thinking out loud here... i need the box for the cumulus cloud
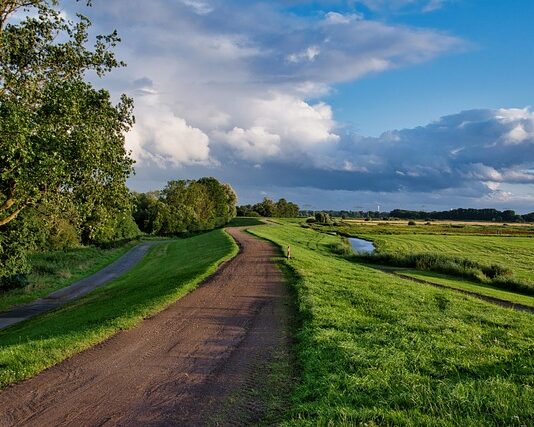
[76,0,462,170]
[126,90,211,167]
[68,1,534,210]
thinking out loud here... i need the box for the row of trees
[237,198,299,218]
[388,208,533,223]
[133,178,237,235]
[300,208,534,223]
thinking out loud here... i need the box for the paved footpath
[0,242,160,330]
[0,228,291,426]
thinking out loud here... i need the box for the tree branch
[0,204,24,226]
[0,197,15,212]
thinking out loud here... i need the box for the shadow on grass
[227,217,265,227]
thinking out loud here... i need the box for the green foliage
[132,177,237,235]
[0,216,36,287]
[314,211,331,224]
[237,197,300,218]
[0,0,135,278]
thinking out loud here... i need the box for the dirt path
[0,228,292,426]
[0,242,162,330]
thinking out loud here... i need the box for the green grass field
[250,221,534,426]
[0,243,138,312]
[0,229,237,389]
[368,234,533,283]
[399,270,534,308]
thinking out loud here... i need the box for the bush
[408,220,416,226]
[315,212,331,224]
[306,217,317,224]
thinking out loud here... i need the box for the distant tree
[315,211,331,224]
[133,178,236,235]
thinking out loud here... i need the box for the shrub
[408,220,416,226]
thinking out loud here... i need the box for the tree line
[300,208,534,223]
[133,178,237,235]
[388,208,533,223]
[237,198,299,218]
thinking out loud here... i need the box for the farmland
[250,220,534,425]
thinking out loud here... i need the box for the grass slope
[0,229,237,389]
[400,270,534,308]
[251,222,534,426]
[0,243,137,312]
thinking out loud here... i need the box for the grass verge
[399,270,534,309]
[0,229,238,389]
[250,221,534,426]
[0,242,138,312]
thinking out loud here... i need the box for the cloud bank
[74,0,533,211]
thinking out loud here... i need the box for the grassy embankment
[400,270,534,309]
[0,229,237,388]
[0,243,139,312]
[250,221,534,425]
[321,221,534,296]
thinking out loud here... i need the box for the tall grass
[352,251,534,296]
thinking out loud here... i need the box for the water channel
[348,237,375,254]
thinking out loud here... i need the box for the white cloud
[180,0,213,15]
[422,0,445,13]
[214,93,339,164]
[324,12,363,25]
[287,46,320,63]
[216,127,281,162]
[127,94,211,167]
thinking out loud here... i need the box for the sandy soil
[0,228,291,426]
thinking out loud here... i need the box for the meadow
[363,234,533,283]
[250,220,534,425]
[321,220,533,297]
[0,229,237,388]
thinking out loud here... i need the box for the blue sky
[68,0,534,212]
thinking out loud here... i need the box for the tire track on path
[0,228,292,426]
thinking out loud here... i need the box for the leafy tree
[0,0,134,227]
[0,0,134,281]
[315,211,331,224]
[133,178,237,235]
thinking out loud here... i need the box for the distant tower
[377,204,380,213]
